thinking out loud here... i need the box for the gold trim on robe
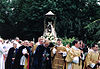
[65,46,82,69]
[84,51,100,69]
[51,45,67,69]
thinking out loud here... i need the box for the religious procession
[0,35,99,69]
[1,1,100,69]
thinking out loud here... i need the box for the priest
[84,44,100,69]
[31,40,51,69]
[5,41,18,69]
[51,38,67,69]
[65,40,83,69]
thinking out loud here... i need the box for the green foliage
[61,37,75,46]
[0,19,5,23]
[85,19,100,42]
[86,40,96,48]
[0,0,100,42]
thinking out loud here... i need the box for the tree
[0,0,100,42]
[85,19,100,42]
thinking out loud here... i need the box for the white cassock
[0,43,5,69]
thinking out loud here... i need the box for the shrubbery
[61,37,75,46]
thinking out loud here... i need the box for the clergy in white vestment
[0,38,6,69]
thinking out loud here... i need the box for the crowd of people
[0,37,99,69]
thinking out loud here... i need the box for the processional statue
[43,11,57,41]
